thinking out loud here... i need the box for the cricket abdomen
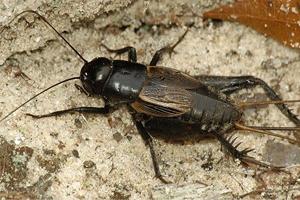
[144,93,242,143]
[183,92,242,132]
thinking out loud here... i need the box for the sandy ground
[0,0,299,199]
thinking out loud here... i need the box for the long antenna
[0,77,80,123]
[1,10,88,63]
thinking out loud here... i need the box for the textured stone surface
[263,140,300,166]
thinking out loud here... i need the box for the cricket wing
[131,82,193,117]
[146,66,202,89]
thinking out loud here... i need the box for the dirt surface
[0,0,299,199]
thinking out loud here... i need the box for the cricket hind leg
[211,131,272,167]
[194,75,300,126]
[212,131,253,159]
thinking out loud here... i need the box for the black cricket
[1,10,300,183]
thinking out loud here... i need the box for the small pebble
[113,132,123,142]
[83,160,96,168]
[72,149,79,158]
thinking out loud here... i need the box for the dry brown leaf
[203,0,300,48]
